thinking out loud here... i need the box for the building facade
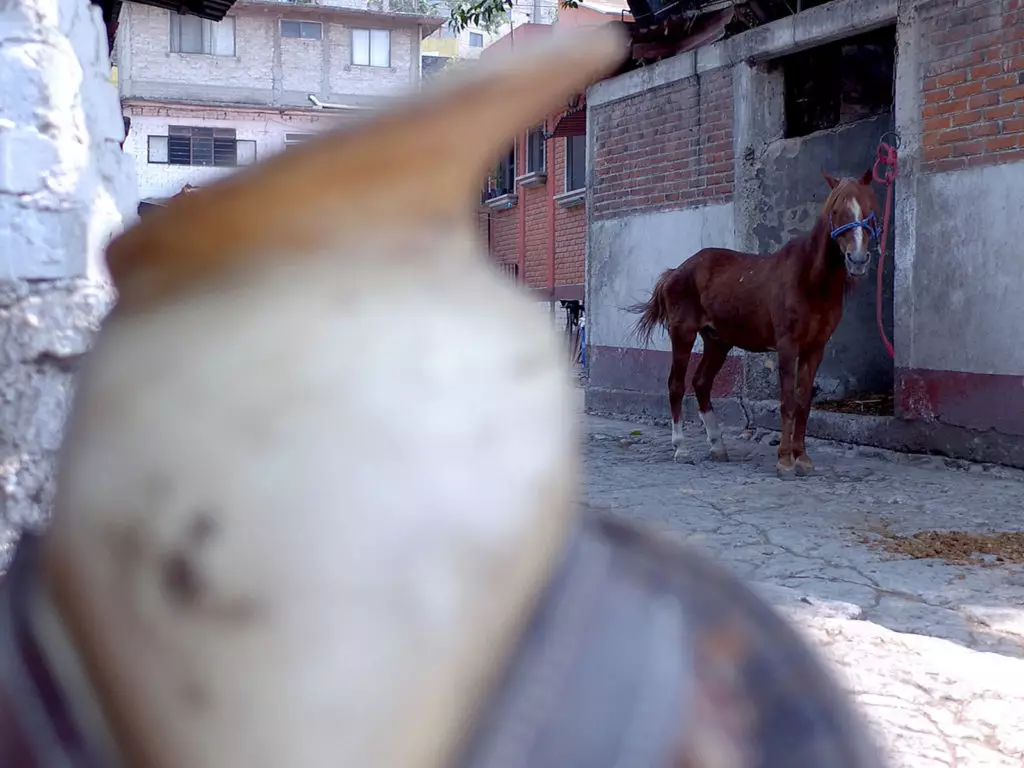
[115,0,443,200]
[478,1,629,339]
[584,0,1024,466]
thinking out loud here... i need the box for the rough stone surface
[583,413,1024,767]
[0,0,137,570]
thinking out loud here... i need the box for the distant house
[113,0,444,201]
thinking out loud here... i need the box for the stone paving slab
[581,414,1024,767]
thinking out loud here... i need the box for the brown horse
[630,168,881,478]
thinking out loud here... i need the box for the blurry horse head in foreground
[0,22,887,768]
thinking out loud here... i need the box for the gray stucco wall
[744,115,896,399]
[912,162,1024,377]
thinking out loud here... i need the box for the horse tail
[626,268,675,347]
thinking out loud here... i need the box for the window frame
[525,125,546,175]
[280,19,323,40]
[147,126,256,168]
[351,28,391,68]
[564,133,586,193]
[468,31,484,48]
[169,12,236,56]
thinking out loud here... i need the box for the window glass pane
[213,137,237,167]
[211,17,235,55]
[177,15,203,53]
[148,136,168,163]
[369,29,390,67]
[168,135,191,165]
[168,125,191,136]
[281,20,301,37]
[213,127,236,138]
[567,134,586,190]
[352,29,369,65]
[236,140,257,165]
[191,137,214,166]
[301,21,322,40]
[527,127,544,173]
[469,32,483,47]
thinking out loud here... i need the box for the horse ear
[859,167,874,186]
[821,169,840,189]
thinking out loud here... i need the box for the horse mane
[821,178,857,219]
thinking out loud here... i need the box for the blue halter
[829,210,881,242]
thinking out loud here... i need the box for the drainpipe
[517,131,526,285]
[307,95,374,111]
[546,117,556,308]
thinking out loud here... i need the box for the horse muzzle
[844,251,871,278]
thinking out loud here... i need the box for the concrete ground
[582,414,1024,767]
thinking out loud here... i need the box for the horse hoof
[709,445,729,462]
[776,459,796,479]
[794,456,814,476]
[673,448,694,464]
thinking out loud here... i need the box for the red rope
[872,141,898,359]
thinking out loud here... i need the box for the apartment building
[115,0,444,201]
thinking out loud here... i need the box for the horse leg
[792,345,825,476]
[776,342,798,479]
[668,327,697,463]
[692,338,731,462]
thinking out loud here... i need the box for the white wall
[124,109,345,199]
[587,203,735,355]
[0,0,137,568]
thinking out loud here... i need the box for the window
[525,125,545,174]
[565,134,585,192]
[285,132,315,146]
[469,31,484,48]
[170,13,235,56]
[148,126,256,167]
[281,20,322,40]
[487,145,516,198]
[779,25,895,138]
[352,28,390,67]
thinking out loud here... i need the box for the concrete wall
[117,2,423,110]
[123,105,342,199]
[0,0,137,568]
[892,0,1024,443]
[742,114,896,400]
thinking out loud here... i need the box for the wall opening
[779,25,896,139]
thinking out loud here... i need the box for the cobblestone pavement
[582,414,1024,768]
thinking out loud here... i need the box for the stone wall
[0,0,136,569]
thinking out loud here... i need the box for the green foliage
[448,0,578,33]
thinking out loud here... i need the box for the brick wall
[480,118,588,291]
[920,0,1024,172]
[553,137,585,285]
[590,67,734,221]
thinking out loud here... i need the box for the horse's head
[821,168,881,279]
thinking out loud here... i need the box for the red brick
[923,144,953,161]
[970,62,1003,79]
[951,140,986,157]
[936,70,967,87]
[1002,84,1024,101]
[1003,116,1024,132]
[937,127,970,144]
[984,104,1016,119]
[986,134,1019,151]
[951,109,982,126]
[936,98,969,115]
[968,121,1000,137]
[924,88,952,104]
[968,92,1000,109]
[952,80,985,98]
[985,74,1018,90]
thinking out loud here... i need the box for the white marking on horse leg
[699,409,728,461]
[851,198,864,254]
[671,419,691,462]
